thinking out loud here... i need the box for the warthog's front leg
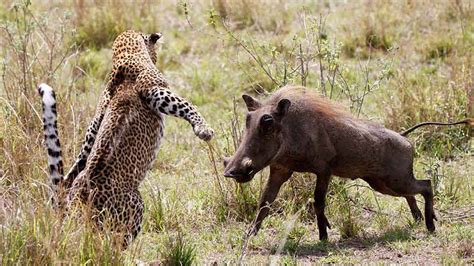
[313,168,332,241]
[251,165,292,235]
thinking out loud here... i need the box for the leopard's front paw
[194,123,214,141]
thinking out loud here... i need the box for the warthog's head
[223,94,291,183]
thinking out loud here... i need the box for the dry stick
[440,212,474,221]
[19,21,31,95]
[22,92,42,122]
[231,97,242,149]
[342,183,390,216]
[218,122,232,156]
[357,60,371,117]
[70,103,77,157]
[2,27,24,98]
[222,21,281,87]
[299,43,306,87]
[278,41,300,85]
[317,14,327,96]
[29,32,47,72]
[181,1,194,29]
[328,64,338,100]
[249,39,277,85]
[347,197,391,217]
[29,8,76,80]
[205,141,226,202]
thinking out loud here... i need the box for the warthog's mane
[270,85,352,121]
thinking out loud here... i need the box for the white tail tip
[38,83,56,106]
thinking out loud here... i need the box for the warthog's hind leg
[387,176,436,233]
[364,173,436,233]
[419,179,436,232]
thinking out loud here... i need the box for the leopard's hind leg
[97,189,144,249]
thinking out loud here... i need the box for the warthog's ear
[242,94,262,111]
[275,99,291,117]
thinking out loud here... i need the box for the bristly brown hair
[270,85,352,120]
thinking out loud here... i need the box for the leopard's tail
[38,83,64,190]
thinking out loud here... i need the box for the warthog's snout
[223,169,244,178]
[223,157,255,183]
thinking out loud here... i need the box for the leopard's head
[111,30,162,65]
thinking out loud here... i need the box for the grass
[160,234,197,266]
[1,0,473,264]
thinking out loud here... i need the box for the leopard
[62,31,168,189]
[38,30,214,247]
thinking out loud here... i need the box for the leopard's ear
[149,33,162,44]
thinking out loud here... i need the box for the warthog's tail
[400,118,473,137]
[38,83,65,193]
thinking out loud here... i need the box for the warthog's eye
[260,114,273,129]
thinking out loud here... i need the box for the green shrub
[426,39,454,60]
[161,234,196,266]
[77,49,111,80]
[74,7,127,50]
[380,67,470,159]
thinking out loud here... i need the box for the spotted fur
[63,32,167,188]
[39,30,214,247]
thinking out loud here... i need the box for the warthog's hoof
[426,220,436,233]
[317,215,331,240]
[319,231,329,241]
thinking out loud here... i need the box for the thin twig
[222,20,281,87]
[205,141,226,203]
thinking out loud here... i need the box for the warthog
[223,86,472,240]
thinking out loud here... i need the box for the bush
[161,234,196,266]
